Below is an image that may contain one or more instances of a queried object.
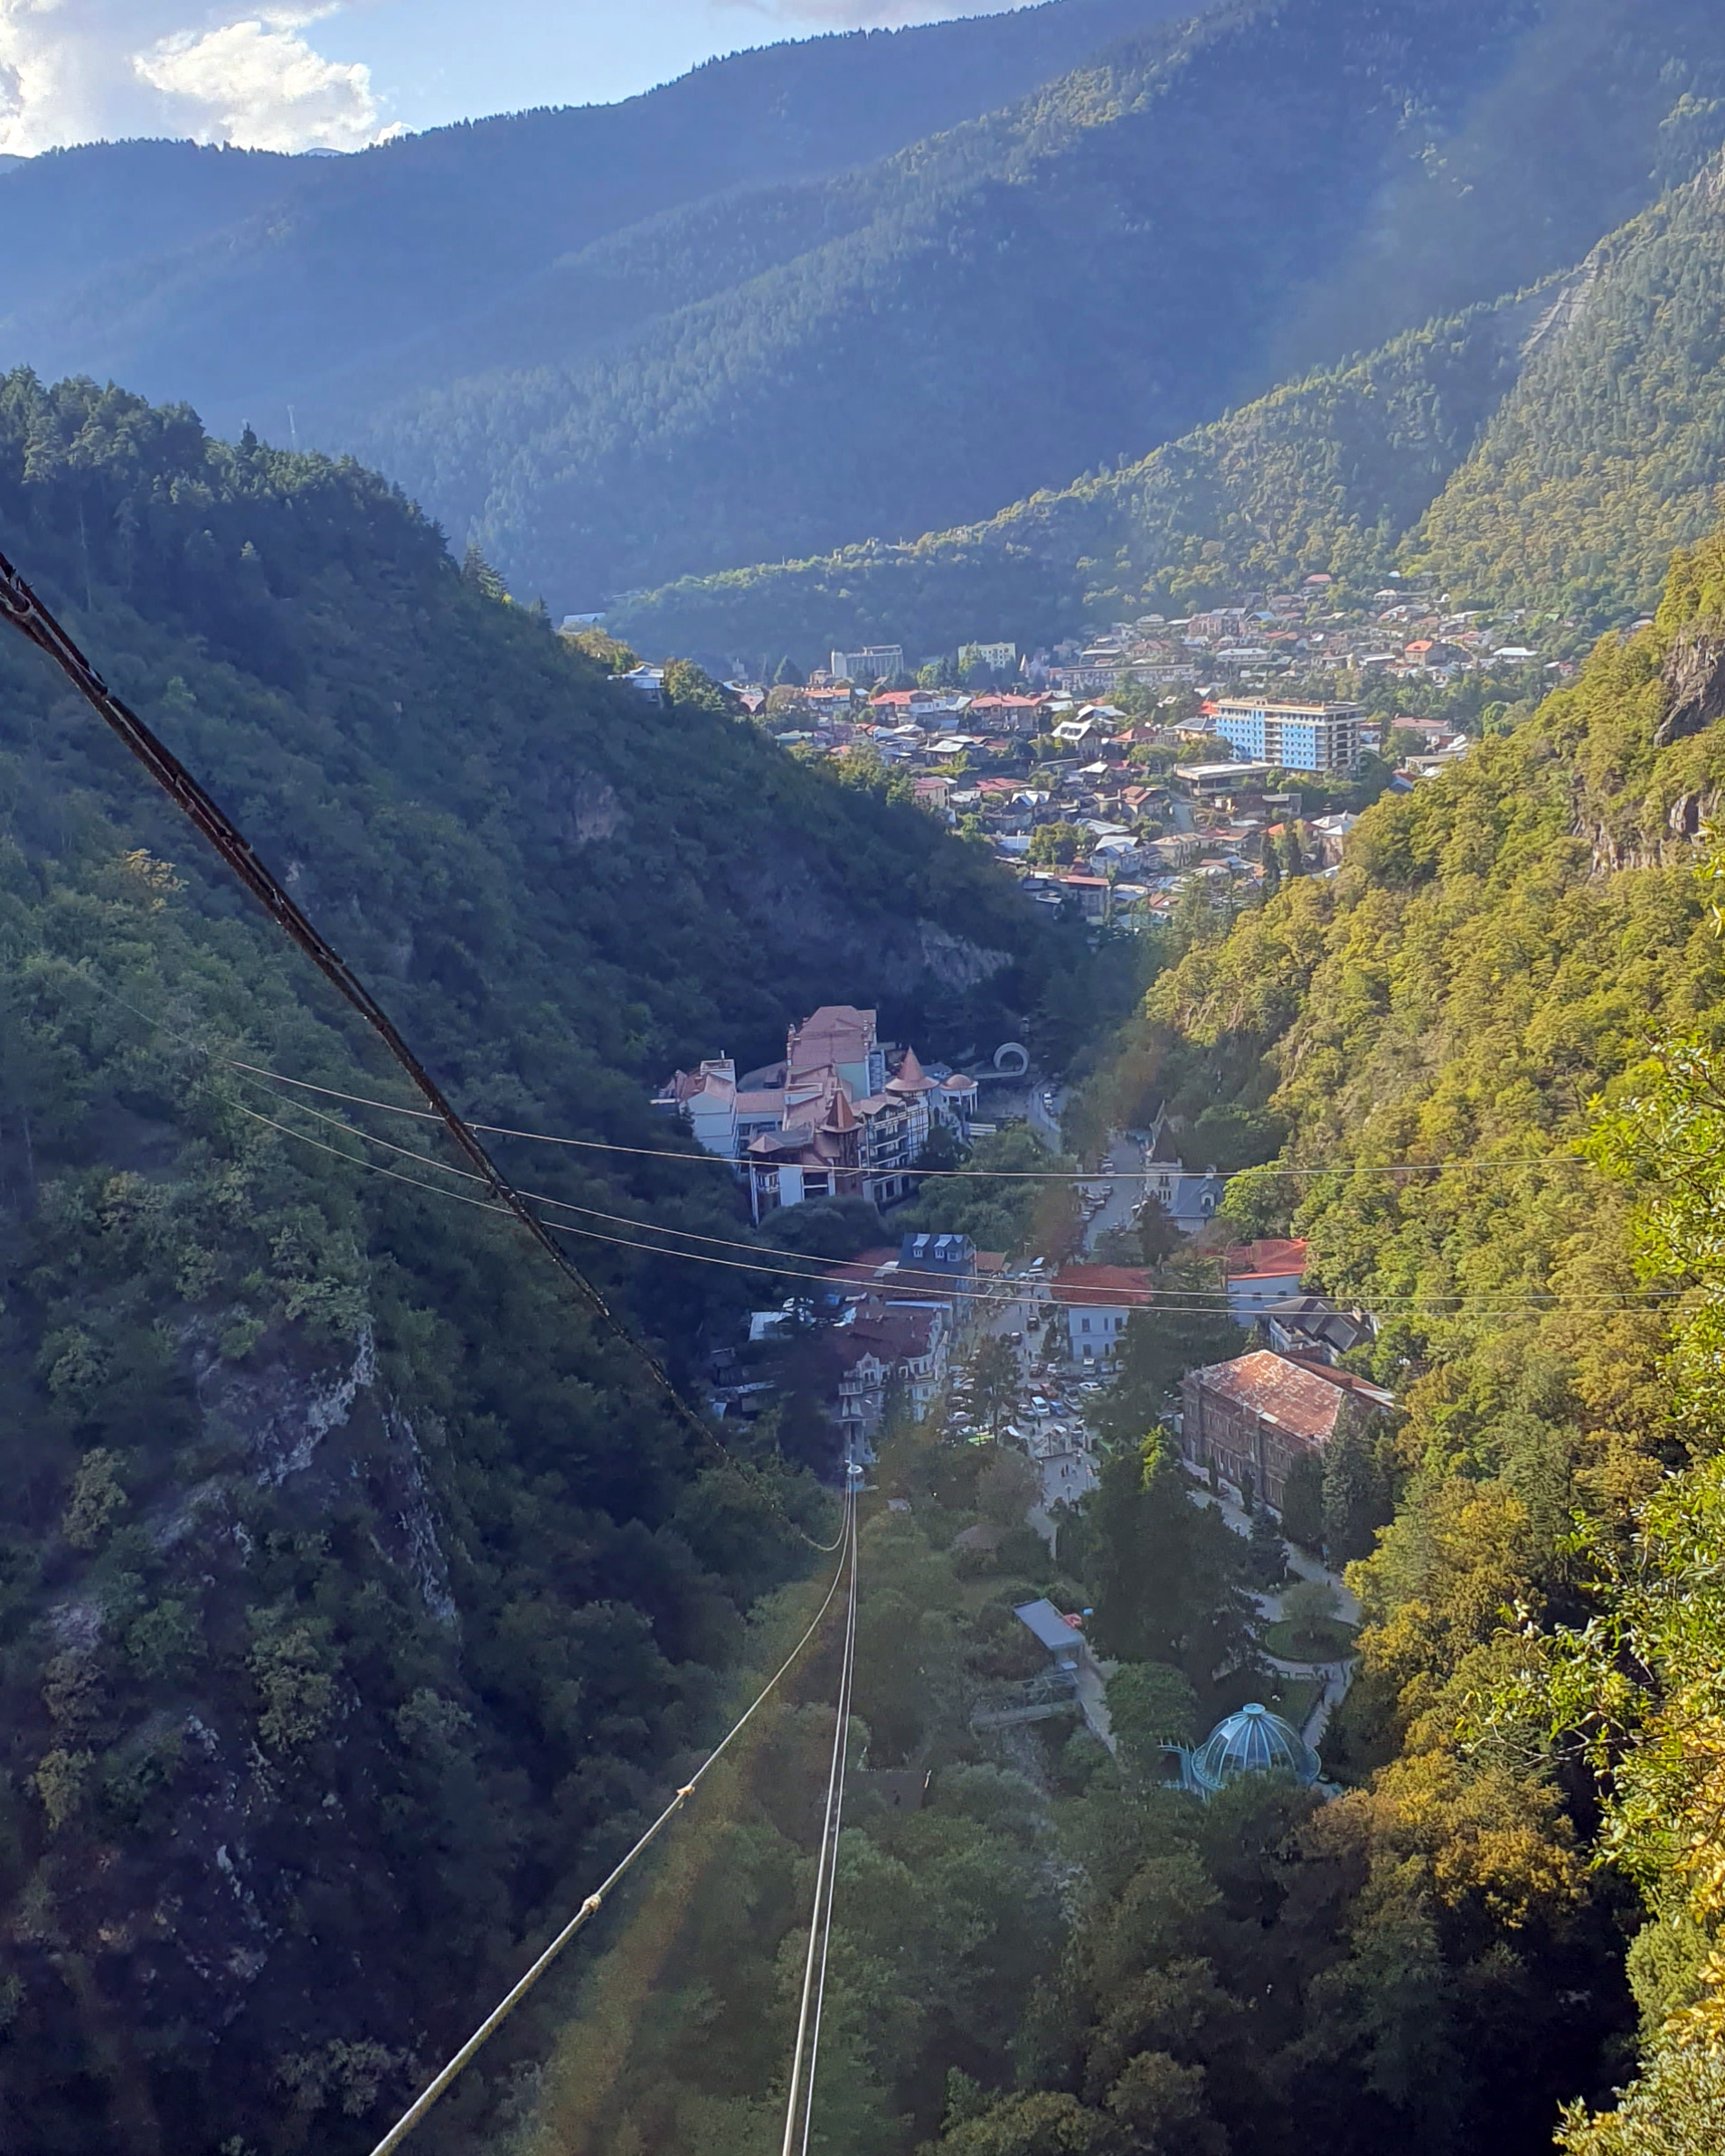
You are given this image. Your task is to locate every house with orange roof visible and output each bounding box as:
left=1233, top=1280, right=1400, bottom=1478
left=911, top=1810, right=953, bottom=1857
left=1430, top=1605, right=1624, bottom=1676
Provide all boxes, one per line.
left=1221, top=1238, right=1309, bottom=1319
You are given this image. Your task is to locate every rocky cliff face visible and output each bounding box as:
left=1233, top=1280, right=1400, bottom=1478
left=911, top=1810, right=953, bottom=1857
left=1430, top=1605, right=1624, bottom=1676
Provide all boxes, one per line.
left=3, top=1322, right=476, bottom=2151
left=1655, top=620, right=1725, bottom=748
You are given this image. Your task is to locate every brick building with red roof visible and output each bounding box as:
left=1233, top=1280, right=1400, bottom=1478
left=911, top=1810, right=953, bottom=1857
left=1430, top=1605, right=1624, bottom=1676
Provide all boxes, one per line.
left=1180, top=1349, right=1392, bottom=1510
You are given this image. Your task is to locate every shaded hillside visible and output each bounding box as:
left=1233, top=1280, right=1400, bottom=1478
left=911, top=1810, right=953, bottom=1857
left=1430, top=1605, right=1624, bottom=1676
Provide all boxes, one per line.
left=361, top=0, right=1554, bottom=604
left=1417, top=154, right=1725, bottom=625
left=12, top=1, right=1725, bottom=608
left=610, top=289, right=1550, bottom=668
left=0, top=370, right=1061, bottom=2154
left=304, top=0, right=1725, bottom=604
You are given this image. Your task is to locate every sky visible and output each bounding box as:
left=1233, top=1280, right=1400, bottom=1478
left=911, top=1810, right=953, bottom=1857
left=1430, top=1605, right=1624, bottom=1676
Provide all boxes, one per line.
left=0, top=0, right=1021, bottom=157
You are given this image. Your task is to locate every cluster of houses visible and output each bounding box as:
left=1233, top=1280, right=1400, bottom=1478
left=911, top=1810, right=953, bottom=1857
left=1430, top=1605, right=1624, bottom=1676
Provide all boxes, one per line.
left=1037, top=578, right=1560, bottom=691
left=789, top=1221, right=1390, bottom=1492
left=716, top=676, right=1481, bottom=931
left=561, top=572, right=1567, bottom=935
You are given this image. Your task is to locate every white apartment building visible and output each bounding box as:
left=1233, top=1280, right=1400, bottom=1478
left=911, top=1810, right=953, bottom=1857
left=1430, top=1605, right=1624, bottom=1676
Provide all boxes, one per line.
left=830, top=645, right=905, bottom=683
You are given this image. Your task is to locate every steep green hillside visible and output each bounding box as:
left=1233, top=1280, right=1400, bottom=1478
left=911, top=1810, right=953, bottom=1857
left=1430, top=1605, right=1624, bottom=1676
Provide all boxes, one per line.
left=9, top=0, right=1725, bottom=610
left=367, top=0, right=1548, bottom=604
left=610, top=291, right=1546, bottom=667
left=1060, top=532, right=1725, bottom=2151
left=0, top=371, right=1063, bottom=2154
left=348, top=0, right=1725, bottom=606
left=1417, top=155, right=1725, bottom=625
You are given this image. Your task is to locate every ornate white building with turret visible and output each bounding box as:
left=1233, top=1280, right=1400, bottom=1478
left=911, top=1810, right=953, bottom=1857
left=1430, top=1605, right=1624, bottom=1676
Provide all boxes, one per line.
left=653, top=1004, right=977, bottom=1219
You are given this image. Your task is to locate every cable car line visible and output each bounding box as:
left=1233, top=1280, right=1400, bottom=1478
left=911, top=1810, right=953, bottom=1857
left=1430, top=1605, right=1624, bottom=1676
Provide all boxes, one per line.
left=240, top=1090, right=1685, bottom=1321
left=781, top=1480, right=861, bottom=2156
left=364, top=1493, right=855, bottom=2156
left=230, top=1069, right=1668, bottom=1317
left=225, top=1057, right=1596, bottom=1182
left=0, top=548, right=832, bottom=1531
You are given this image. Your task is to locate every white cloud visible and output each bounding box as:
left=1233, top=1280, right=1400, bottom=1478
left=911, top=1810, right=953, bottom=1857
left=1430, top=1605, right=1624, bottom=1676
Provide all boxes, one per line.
left=0, top=0, right=399, bottom=155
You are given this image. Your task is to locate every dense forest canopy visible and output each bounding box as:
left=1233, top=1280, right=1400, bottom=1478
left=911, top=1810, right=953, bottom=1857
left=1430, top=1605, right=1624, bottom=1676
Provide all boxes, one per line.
left=422, top=527, right=1725, bottom=2156
left=617, top=144, right=1725, bottom=670
left=610, top=293, right=1548, bottom=669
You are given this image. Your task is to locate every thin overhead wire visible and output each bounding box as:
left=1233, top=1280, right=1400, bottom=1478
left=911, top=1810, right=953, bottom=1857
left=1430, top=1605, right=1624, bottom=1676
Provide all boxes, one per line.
left=364, top=1495, right=854, bottom=2156
left=242, top=1087, right=1682, bottom=1321
left=225, top=1058, right=1594, bottom=1182
left=797, top=1511, right=860, bottom=2156
left=780, top=1492, right=860, bottom=2156
left=0, top=549, right=787, bottom=1494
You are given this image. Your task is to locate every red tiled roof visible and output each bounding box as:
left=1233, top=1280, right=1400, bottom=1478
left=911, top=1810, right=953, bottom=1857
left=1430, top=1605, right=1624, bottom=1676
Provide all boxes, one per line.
left=1190, top=1350, right=1390, bottom=1442
left=1051, top=1265, right=1155, bottom=1307
left=1223, top=1237, right=1309, bottom=1278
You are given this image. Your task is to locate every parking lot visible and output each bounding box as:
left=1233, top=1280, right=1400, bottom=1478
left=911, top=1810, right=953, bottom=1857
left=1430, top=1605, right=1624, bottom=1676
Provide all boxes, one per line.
left=943, top=1344, right=1103, bottom=1508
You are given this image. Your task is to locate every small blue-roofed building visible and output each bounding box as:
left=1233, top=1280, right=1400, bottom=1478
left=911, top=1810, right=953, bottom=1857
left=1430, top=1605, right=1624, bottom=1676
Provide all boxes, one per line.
left=897, top=1233, right=979, bottom=1328
left=1013, top=1598, right=1084, bottom=1673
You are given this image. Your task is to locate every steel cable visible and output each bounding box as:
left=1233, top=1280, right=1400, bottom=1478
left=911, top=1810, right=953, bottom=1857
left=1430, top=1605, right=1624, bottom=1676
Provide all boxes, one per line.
left=0, top=550, right=826, bottom=1523
left=364, top=1489, right=854, bottom=2156
left=780, top=1490, right=861, bottom=2156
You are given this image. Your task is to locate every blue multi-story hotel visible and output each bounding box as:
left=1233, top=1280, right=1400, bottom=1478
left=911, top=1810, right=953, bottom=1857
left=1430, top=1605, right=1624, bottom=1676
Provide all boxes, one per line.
left=1211, top=698, right=1363, bottom=774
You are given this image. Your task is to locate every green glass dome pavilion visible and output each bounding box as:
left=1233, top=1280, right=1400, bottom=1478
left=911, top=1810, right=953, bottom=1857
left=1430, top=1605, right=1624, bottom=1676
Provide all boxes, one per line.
left=1186, top=1702, right=1322, bottom=1794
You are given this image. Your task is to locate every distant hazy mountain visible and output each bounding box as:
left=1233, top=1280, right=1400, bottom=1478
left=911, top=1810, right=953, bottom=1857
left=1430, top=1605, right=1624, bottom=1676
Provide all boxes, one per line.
left=607, top=291, right=1554, bottom=668
left=0, top=0, right=1183, bottom=431
left=6, top=0, right=1725, bottom=617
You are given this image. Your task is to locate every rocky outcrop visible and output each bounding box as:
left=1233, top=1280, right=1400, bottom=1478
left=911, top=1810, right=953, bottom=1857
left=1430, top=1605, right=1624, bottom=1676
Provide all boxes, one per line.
left=1654, top=620, right=1725, bottom=748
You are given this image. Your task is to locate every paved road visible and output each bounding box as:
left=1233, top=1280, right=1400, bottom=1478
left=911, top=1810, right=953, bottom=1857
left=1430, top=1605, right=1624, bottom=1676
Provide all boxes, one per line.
left=1027, top=1085, right=1067, bottom=1148
left=1190, top=1486, right=1362, bottom=1747
left=1026, top=1086, right=1151, bottom=1256
left=1082, top=1131, right=1150, bottom=1253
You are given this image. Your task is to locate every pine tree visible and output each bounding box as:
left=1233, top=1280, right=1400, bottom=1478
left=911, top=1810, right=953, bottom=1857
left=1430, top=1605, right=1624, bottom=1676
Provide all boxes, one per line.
left=460, top=542, right=507, bottom=601
left=1247, top=1503, right=1287, bottom=1588
left=1280, top=1451, right=1325, bottom=1552
left=1282, top=822, right=1306, bottom=878
left=1321, top=1408, right=1392, bottom=1563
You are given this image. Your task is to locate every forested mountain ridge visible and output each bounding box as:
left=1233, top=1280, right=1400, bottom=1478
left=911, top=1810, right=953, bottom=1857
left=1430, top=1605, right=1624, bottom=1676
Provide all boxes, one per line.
left=1414, top=151, right=1725, bottom=625
left=9, top=0, right=1725, bottom=611
left=0, top=370, right=1076, bottom=2153
left=619, top=130, right=1725, bottom=671
left=0, top=0, right=1191, bottom=447
left=359, top=0, right=1590, bottom=606
left=609, top=286, right=1556, bottom=669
